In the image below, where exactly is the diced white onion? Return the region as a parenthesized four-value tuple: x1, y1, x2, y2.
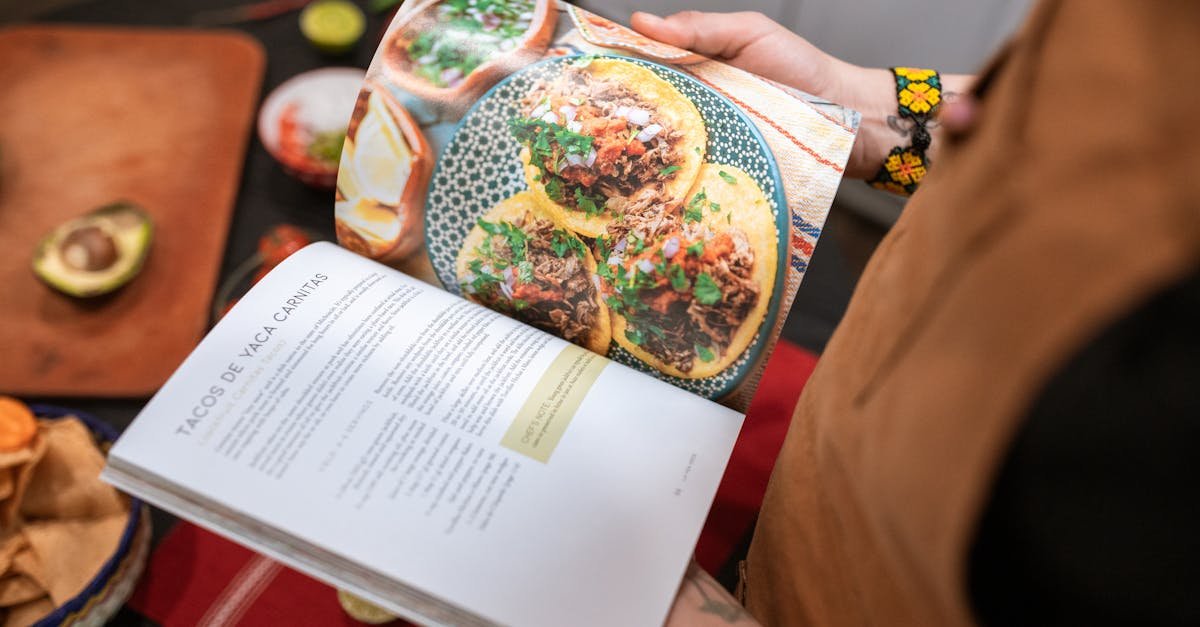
(567, 120, 583, 133)
(530, 102, 551, 119)
(662, 237, 680, 258)
(585, 148, 597, 168)
(635, 123, 663, 142)
(607, 255, 623, 266)
(540, 111, 559, 124)
(440, 67, 463, 86)
(519, 11, 533, 19)
(614, 105, 630, 119)
(613, 237, 628, 253)
(417, 53, 437, 65)
(559, 105, 577, 122)
(626, 108, 651, 126)
(499, 282, 514, 299)
(565, 152, 586, 168)
(637, 259, 655, 274)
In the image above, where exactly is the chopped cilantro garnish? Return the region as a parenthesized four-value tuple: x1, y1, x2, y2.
(555, 126, 594, 156)
(513, 299, 530, 310)
(544, 177, 564, 201)
(710, 200, 721, 213)
(693, 272, 722, 305)
(718, 170, 738, 185)
(648, 325, 666, 339)
(694, 146, 703, 156)
(595, 235, 612, 259)
(476, 218, 527, 262)
(574, 187, 603, 216)
(571, 54, 597, 68)
(630, 234, 646, 254)
(624, 327, 645, 346)
(517, 260, 534, 283)
(659, 165, 681, 177)
(686, 241, 705, 256)
(685, 188, 708, 223)
(667, 263, 691, 291)
(550, 229, 588, 259)
(695, 344, 715, 362)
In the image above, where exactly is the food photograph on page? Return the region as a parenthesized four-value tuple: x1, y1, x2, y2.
(337, 1, 856, 403)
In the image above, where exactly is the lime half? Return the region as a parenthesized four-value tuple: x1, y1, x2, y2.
(336, 589, 398, 624)
(300, 0, 366, 55)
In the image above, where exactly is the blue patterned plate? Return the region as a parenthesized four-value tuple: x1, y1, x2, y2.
(425, 54, 787, 399)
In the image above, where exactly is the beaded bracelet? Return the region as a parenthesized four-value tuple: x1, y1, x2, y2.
(868, 67, 942, 196)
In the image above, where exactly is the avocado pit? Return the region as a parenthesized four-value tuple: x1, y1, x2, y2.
(32, 202, 154, 298)
(60, 226, 119, 272)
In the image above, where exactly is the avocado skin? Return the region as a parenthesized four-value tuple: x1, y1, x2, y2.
(32, 201, 154, 298)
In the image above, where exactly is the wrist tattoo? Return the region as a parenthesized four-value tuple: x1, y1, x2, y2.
(689, 572, 750, 623)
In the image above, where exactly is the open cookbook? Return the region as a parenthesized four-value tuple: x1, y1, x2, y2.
(103, 2, 858, 626)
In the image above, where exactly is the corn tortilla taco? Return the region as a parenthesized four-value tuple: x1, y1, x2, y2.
(456, 192, 612, 354)
(510, 56, 707, 238)
(599, 164, 777, 378)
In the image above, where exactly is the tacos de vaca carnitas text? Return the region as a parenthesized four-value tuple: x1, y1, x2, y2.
(599, 164, 777, 379)
(509, 57, 706, 238)
(456, 192, 612, 354)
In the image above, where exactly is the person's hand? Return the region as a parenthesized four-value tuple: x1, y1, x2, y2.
(664, 559, 761, 627)
(631, 11, 973, 180)
(631, 11, 873, 109)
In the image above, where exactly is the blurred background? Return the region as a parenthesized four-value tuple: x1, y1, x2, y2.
(0, 0, 1032, 624)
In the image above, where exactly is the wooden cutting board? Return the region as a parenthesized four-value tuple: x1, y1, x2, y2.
(0, 25, 265, 397)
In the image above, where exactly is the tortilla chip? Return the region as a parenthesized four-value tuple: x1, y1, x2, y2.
(0, 575, 44, 607)
(22, 513, 126, 605)
(20, 419, 126, 521)
(0, 437, 45, 530)
(3, 596, 54, 627)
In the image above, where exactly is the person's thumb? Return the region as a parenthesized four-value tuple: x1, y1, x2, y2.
(631, 10, 779, 60)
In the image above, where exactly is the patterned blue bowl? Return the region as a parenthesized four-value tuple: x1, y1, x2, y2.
(27, 405, 151, 627)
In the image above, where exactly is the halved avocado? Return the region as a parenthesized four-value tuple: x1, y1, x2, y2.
(32, 202, 153, 298)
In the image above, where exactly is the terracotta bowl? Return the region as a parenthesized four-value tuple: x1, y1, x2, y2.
(335, 80, 433, 264)
(380, 0, 559, 114)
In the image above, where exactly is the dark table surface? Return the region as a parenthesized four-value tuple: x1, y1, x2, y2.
(7, 0, 854, 623)
(10, 0, 399, 623)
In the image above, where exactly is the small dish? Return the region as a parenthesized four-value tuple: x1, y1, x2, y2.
(257, 67, 366, 188)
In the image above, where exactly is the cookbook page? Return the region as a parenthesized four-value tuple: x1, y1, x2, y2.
(104, 241, 742, 627)
(334, 1, 857, 410)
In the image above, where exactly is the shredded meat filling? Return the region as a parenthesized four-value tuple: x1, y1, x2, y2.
(521, 67, 684, 214)
(468, 213, 600, 346)
(610, 227, 759, 373)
